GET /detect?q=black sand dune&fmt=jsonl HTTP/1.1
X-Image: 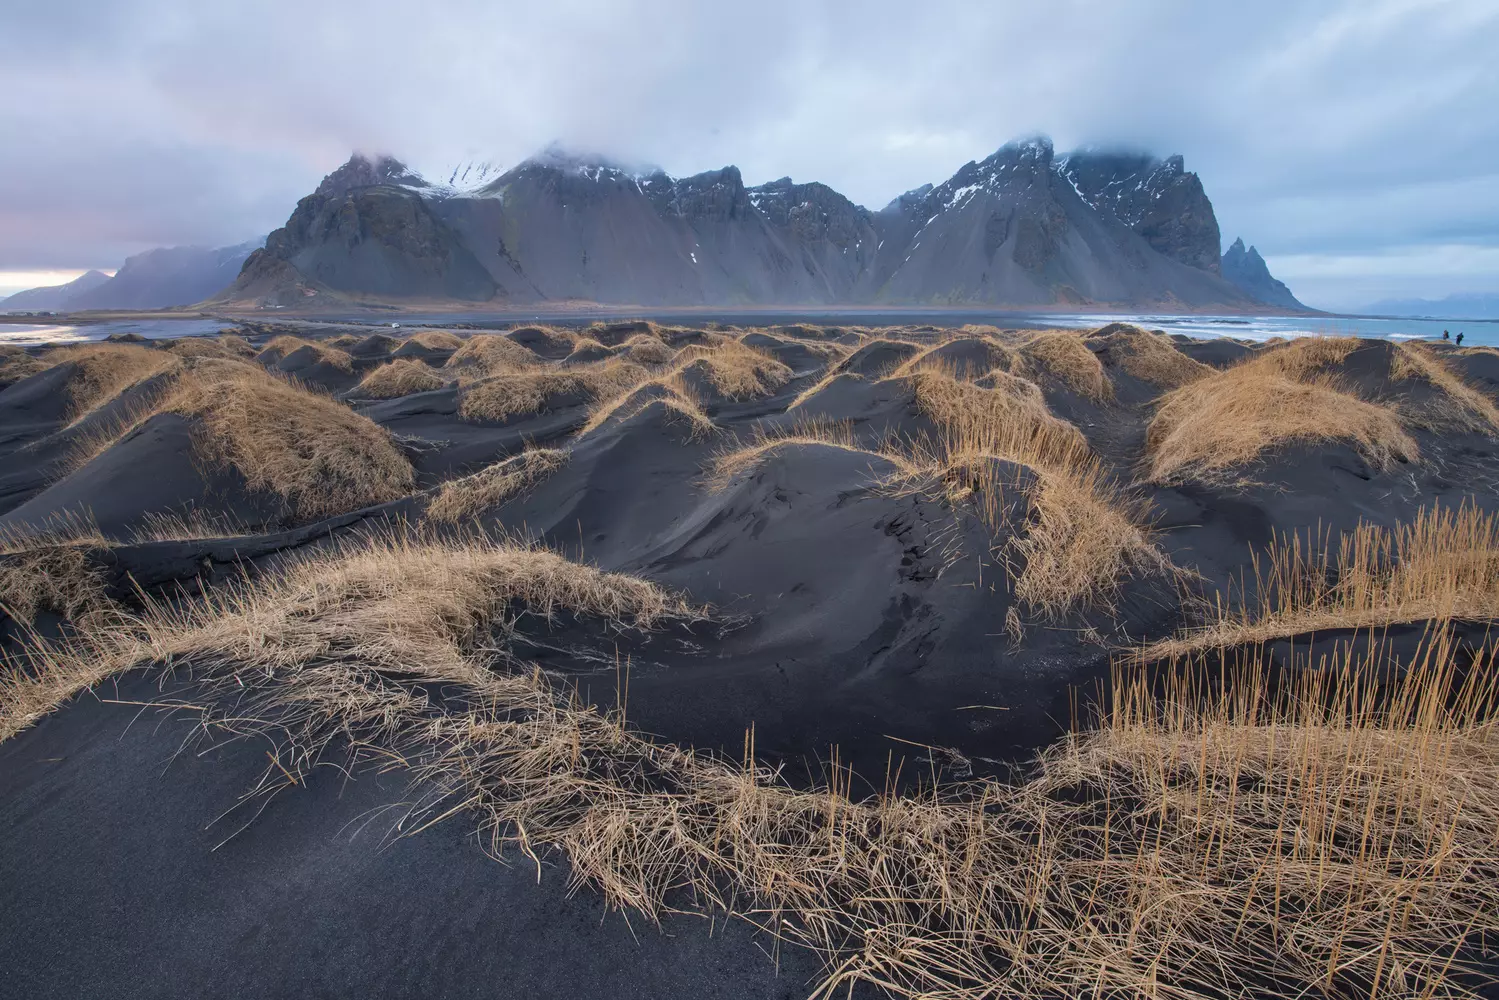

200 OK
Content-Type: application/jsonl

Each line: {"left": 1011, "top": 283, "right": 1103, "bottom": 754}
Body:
{"left": 5, "top": 324, "right": 1499, "bottom": 1000}
{"left": 0, "top": 677, "right": 835, "bottom": 1000}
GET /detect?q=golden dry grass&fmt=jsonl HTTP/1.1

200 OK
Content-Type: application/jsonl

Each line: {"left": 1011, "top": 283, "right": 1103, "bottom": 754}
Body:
{"left": 1015, "top": 329, "right": 1114, "bottom": 401}
{"left": 576, "top": 372, "right": 714, "bottom": 437}
{"left": 128, "top": 509, "right": 249, "bottom": 543}
{"left": 618, "top": 334, "right": 677, "bottom": 365}
{"left": 1391, "top": 341, "right": 1499, "bottom": 433}
{"left": 355, "top": 359, "right": 447, "bottom": 398}
{"left": 0, "top": 346, "right": 49, "bottom": 386}
{"left": 161, "top": 337, "right": 246, "bottom": 360}
{"left": 175, "top": 361, "right": 414, "bottom": 518}
{"left": 401, "top": 330, "right": 463, "bottom": 351}
{"left": 907, "top": 365, "right": 1166, "bottom": 618}
{"left": 40, "top": 343, "right": 179, "bottom": 421}
{"left": 672, "top": 339, "right": 792, "bottom": 400}
{"left": 443, "top": 334, "right": 543, "bottom": 378}
{"left": 906, "top": 363, "right": 1086, "bottom": 464}
{"left": 458, "top": 360, "right": 649, "bottom": 423}
{"left": 52, "top": 359, "right": 414, "bottom": 519}
{"left": 7, "top": 536, "right": 1498, "bottom": 999}
{"left": 0, "top": 515, "right": 113, "bottom": 624}
{"left": 1146, "top": 348, "right": 1418, "bottom": 484}
{"left": 255, "top": 335, "right": 354, "bottom": 372}
{"left": 427, "top": 449, "right": 569, "bottom": 524}
{"left": 1257, "top": 335, "right": 1362, "bottom": 381}
{"left": 0, "top": 531, "right": 703, "bottom": 741}
{"left": 1136, "top": 503, "right": 1499, "bottom": 661}
{"left": 1090, "top": 324, "right": 1213, "bottom": 389}
{"left": 718, "top": 364, "right": 1165, "bottom": 620}
{"left": 704, "top": 417, "right": 915, "bottom": 492}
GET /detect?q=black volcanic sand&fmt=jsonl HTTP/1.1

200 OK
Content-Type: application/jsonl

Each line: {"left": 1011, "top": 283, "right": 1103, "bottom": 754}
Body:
{"left": 5, "top": 332, "right": 1499, "bottom": 766}
{"left": 4, "top": 327, "right": 1499, "bottom": 997}
{"left": 0, "top": 676, "right": 840, "bottom": 1000}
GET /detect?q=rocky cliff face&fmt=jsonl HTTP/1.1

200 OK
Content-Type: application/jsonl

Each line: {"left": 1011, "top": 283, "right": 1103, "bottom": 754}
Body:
{"left": 1057, "top": 151, "right": 1222, "bottom": 273}
{"left": 1220, "top": 237, "right": 1307, "bottom": 310}
{"left": 867, "top": 138, "right": 1247, "bottom": 306}
{"left": 238, "top": 154, "right": 494, "bottom": 305}
{"left": 220, "top": 142, "right": 1301, "bottom": 310}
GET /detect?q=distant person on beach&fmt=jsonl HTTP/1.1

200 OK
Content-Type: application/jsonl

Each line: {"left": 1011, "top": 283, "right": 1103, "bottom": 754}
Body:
{"left": 1456, "top": 332, "right": 1465, "bottom": 346}
{"left": 1443, "top": 329, "right": 1450, "bottom": 340}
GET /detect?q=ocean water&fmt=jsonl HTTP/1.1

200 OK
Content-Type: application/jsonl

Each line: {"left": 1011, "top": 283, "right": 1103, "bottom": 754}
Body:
{"left": 1030, "top": 313, "right": 1499, "bottom": 345}
{"left": 3, "top": 312, "right": 1496, "bottom": 347}
{"left": 0, "top": 319, "right": 238, "bottom": 345}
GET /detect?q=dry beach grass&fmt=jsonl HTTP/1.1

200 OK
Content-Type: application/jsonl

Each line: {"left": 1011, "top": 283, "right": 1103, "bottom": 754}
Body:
{"left": 1146, "top": 348, "right": 1418, "bottom": 484}
{"left": 40, "top": 358, "right": 414, "bottom": 519}
{"left": 355, "top": 358, "right": 447, "bottom": 398}
{"left": 1137, "top": 503, "right": 1499, "bottom": 661}
{"left": 426, "top": 449, "right": 569, "bottom": 524}
{"left": 8, "top": 326, "right": 1499, "bottom": 1000}
{"left": 3, "top": 533, "right": 1497, "bottom": 999}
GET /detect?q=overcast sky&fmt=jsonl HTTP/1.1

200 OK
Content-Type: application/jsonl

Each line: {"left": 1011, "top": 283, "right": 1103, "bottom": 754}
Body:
{"left": 1, "top": 0, "right": 1495, "bottom": 310}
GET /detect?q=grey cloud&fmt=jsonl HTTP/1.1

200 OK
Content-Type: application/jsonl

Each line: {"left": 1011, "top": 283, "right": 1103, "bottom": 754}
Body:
{"left": 1, "top": 0, "right": 1495, "bottom": 308}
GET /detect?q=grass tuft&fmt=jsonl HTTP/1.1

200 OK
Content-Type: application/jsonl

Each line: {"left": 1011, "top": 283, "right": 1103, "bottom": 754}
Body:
{"left": 0, "top": 514, "right": 113, "bottom": 624}
{"left": 256, "top": 335, "right": 354, "bottom": 372}
{"left": 672, "top": 339, "right": 792, "bottom": 400}
{"left": 40, "top": 343, "right": 179, "bottom": 423}
{"left": 1137, "top": 502, "right": 1499, "bottom": 660}
{"left": 1146, "top": 344, "right": 1418, "bottom": 484}
{"left": 444, "top": 334, "right": 543, "bottom": 378}
{"left": 356, "top": 359, "right": 447, "bottom": 398}
{"left": 458, "top": 360, "right": 648, "bottom": 423}
{"left": 1391, "top": 341, "right": 1499, "bottom": 433}
{"left": 427, "top": 450, "right": 569, "bottom": 524}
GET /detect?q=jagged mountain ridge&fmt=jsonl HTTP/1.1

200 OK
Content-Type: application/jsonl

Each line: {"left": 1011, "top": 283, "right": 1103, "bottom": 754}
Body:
{"left": 223, "top": 138, "right": 1305, "bottom": 310}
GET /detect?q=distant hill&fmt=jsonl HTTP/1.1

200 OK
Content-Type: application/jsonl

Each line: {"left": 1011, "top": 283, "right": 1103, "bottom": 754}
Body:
{"left": 219, "top": 138, "right": 1310, "bottom": 312}
{"left": 4, "top": 240, "right": 263, "bottom": 312}
{"left": 1220, "top": 238, "right": 1306, "bottom": 311}
{"left": 1364, "top": 292, "right": 1499, "bottom": 320}
{"left": 2, "top": 270, "right": 113, "bottom": 311}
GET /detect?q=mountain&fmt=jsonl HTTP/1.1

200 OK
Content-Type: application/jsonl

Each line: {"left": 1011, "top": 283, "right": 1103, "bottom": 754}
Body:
{"left": 1056, "top": 151, "right": 1221, "bottom": 272}
{"left": 3, "top": 241, "right": 263, "bottom": 312}
{"left": 866, "top": 138, "right": 1244, "bottom": 306}
{"left": 1220, "top": 238, "right": 1306, "bottom": 310}
{"left": 2, "top": 270, "right": 113, "bottom": 312}
{"left": 70, "top": 239, "right": 265, "bottom": 310}
{"left": 221, "top": 140, "right": 1303, "bottom": 311}
{"left": 1363, "top": 292, "right": 1499, "bottom": 320}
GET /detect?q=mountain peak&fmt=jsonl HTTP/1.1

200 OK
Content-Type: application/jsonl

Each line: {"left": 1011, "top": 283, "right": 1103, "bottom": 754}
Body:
{"left": 1221, "top": 236, "right": 1305, "bottom": 310}
{"left": 316, "top": 153, "right": 427, "bottom": 198}
{"left": 519, "top": 143, "right": 661, "bottom": 181}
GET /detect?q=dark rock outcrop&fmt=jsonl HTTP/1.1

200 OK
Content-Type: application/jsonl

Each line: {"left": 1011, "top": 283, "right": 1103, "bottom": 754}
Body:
{"left": 233, "top": 157, "right": 496, "bottom": 306}
{"left": 1220, "top": 237, "right": 1307, "bottom": 310}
